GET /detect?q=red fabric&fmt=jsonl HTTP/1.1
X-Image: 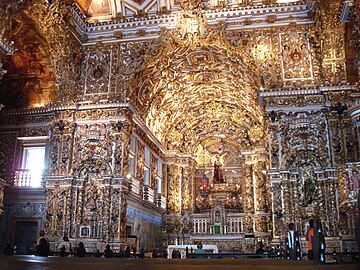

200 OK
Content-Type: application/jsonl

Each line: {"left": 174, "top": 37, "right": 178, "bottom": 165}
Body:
{"left": 306, "top": 228, "right": 314, "bottom": 250}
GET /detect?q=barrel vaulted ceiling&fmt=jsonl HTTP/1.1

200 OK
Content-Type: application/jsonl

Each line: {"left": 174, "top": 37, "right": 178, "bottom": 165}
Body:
{"left": 74, "top": 0, "right": 303, "bottom": 22}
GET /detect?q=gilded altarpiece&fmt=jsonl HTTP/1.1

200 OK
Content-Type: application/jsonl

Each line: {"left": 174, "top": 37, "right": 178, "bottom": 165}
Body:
{"left": 268, "top": 110, "right": 359, "bottom": 243}
{"left": 44, "top": 119, "right": 131, "bottom": 248}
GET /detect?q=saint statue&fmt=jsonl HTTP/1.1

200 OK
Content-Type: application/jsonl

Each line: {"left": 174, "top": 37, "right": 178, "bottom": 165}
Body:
{"left": 85, "top": 182, "right": 98, "bottom": 211}
{"left": 213, "top": 153, "right": 225, "bottom": 183}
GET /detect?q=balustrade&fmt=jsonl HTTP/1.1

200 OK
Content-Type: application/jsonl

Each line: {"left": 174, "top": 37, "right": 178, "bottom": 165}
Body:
{"left": 14, "top": 169, "right": 32, "bottom": 187}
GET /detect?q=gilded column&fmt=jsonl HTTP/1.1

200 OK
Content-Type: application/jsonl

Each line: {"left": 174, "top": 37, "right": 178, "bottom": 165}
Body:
{"left": 348, "top": 100, "right": 360, "bottom": 159}
{"left": 181, "top": 157, "right": 196, "bottom": 213}
{"left": 243, "top": 162, "right": 254, "bottom": 233}
{"left": 167, "top": 163, "right": 182, "bottom": 215}
{"left": 119, "top": 182, "right": 130, "bottom": 247}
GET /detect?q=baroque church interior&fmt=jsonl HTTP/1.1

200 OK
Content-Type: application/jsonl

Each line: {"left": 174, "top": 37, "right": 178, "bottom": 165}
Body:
{"left": 0, "top": 0, "right": 359, "bottom": 255}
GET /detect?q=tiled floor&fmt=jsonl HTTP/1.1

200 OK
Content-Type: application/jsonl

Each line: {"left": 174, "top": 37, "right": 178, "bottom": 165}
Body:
{"left": 1, "top": 255, "right": 359, "bottom": 270}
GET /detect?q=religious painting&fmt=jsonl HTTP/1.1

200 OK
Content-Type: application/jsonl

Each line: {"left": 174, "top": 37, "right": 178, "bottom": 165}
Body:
{"left": 87, "top": 0, "right": 111, "bottom": 17}
{"left": 80, "top": 225, "right": 91, "bottom": 237}
{"left": 280, "top": 32, "right": 313, "bottom": 80}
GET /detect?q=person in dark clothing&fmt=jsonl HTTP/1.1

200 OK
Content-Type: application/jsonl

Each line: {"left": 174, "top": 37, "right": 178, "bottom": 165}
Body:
{"left": 132, "top": 246, "right": 137, "bottom": 258}
{"left": 59, "top": 245, "right": 66, "bottom": 257}
{"left": 313, "top": 219, "right": 326, "bottom": 264}
{"left": 104, "top": 244, "right": 113, "bottom": 258}
{"left": 36, "top": 238, "right": 50, "bottom": 257}
{"left": 94, "top": 249, "right": 102, "bottom": 257}
{"left": 27, "top": 241, "right": 37, "bottom": 255}
{"left": 152, "top": 248, "right": 157, "bottom": 258}
{"left": 355, "top": 191, "right": 360, "bottom": 259}
{"left": 285, "top": 222, "right": 301, "bottom": 260}
{"left": 3, "top": 242, "right": 14, "bottom": 255}
{"left": 76, "top": 242, "right": 86, "bottom": 257}
{"left": 125, "top": 246, "right": 131, "bottom": 258}
{"left": 139, "top": 247, "right": 145, "bottom": 258}
{"left": 256, "top": 241, "right": 265, "bottom": 254}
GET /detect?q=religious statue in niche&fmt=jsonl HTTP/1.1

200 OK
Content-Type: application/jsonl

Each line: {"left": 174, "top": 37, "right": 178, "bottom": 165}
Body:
{"left": 215, "top": 211, "right": 221, "bottom": 224}
{"left": 84, "top": 180, "right": 99, "bottom": 211}
{"left": 213, "top": 152, "right": 227, "bottom": 183}
{"left": 301, "top": 168, "right": 317, "bottom": 206}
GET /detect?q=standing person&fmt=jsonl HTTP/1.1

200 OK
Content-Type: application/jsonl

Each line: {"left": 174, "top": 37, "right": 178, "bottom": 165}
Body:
{"left": 76, "top": 242, "right": 86, "bottom": 257}
{"left": 355, "top": 190, "right": 360, "bottom": 259}
{"left": 125, "top": 246, "right": 131, "bottom": 258}
{"left": 285, "top": 223, "right": 301, "bottom": 260}
{"left": 139, "top": 247, "right": 145, "bottom": 258}
{"left": 132, "top": 245, "right": 137, "bottom": 258}
{"left": 313, "top": 219, "right": 326, "bottom": 264}
{"left": 306, "top": 219, "right": 315, "bottom": 260}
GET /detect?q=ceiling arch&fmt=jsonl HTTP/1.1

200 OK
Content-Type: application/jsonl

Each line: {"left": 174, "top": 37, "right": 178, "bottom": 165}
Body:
{"left": 131, "top": 25, "right": 267, "bottom": 161}
{"left": 0, "top": 10, "right": 56, "bottom": 108}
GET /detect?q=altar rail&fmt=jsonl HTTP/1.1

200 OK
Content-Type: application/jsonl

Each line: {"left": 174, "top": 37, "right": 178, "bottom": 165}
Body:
{"left": 186, "top": 252, "right": 359, "bottom": 263}
{"left": 187, "top": 252, "right": 270, "bottom": 259}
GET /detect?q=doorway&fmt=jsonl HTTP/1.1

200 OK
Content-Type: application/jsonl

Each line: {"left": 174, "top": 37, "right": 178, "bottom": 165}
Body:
{"left": 15, "top": 221, "right": 38, "bottom": 255}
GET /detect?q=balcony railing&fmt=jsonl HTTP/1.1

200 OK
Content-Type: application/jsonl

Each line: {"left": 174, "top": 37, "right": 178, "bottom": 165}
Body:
{"left": 14, "top": 169, "right": 32, "bottom": 187}
{"left": 156, "top": 194, "right": 166, "bottom": 209}
{"left": 131, "top": 178, "right": 141, "bottom": 195}
{"left": 142, "top": 184, "right": 154, "bottom": 203}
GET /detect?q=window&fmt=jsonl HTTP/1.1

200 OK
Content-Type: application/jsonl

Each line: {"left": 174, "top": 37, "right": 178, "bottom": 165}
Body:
{"left": 22, "top": 147, "right": 45, "bottom": 187}
{"left": 130, "top": 135, "right": 136, "bottom": 153}
{"left": 144, "top": 147, "right": 151, "bottom": 165}
{"left": 143, "top": 147, "right": 151, "bottom": 185}
{"left": 128, "top": 154, "right": 135, "bottom": 176}
{"left": 157, "top": 160, "right": 162, "bottom": 178}
{"left": 126, "top": 225, "right": 132, "bottom": 238}
{"left": 128, "top": 135, "right": 137, "bottom": 176}
{"left": 156, "top": 177, "right": 162, "bottom": 194}
{"left": 156, "top": 160, "right": 162, "bottom": 193}
{"left": 143, "top": 167, "right": 150, "bottom": 185}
